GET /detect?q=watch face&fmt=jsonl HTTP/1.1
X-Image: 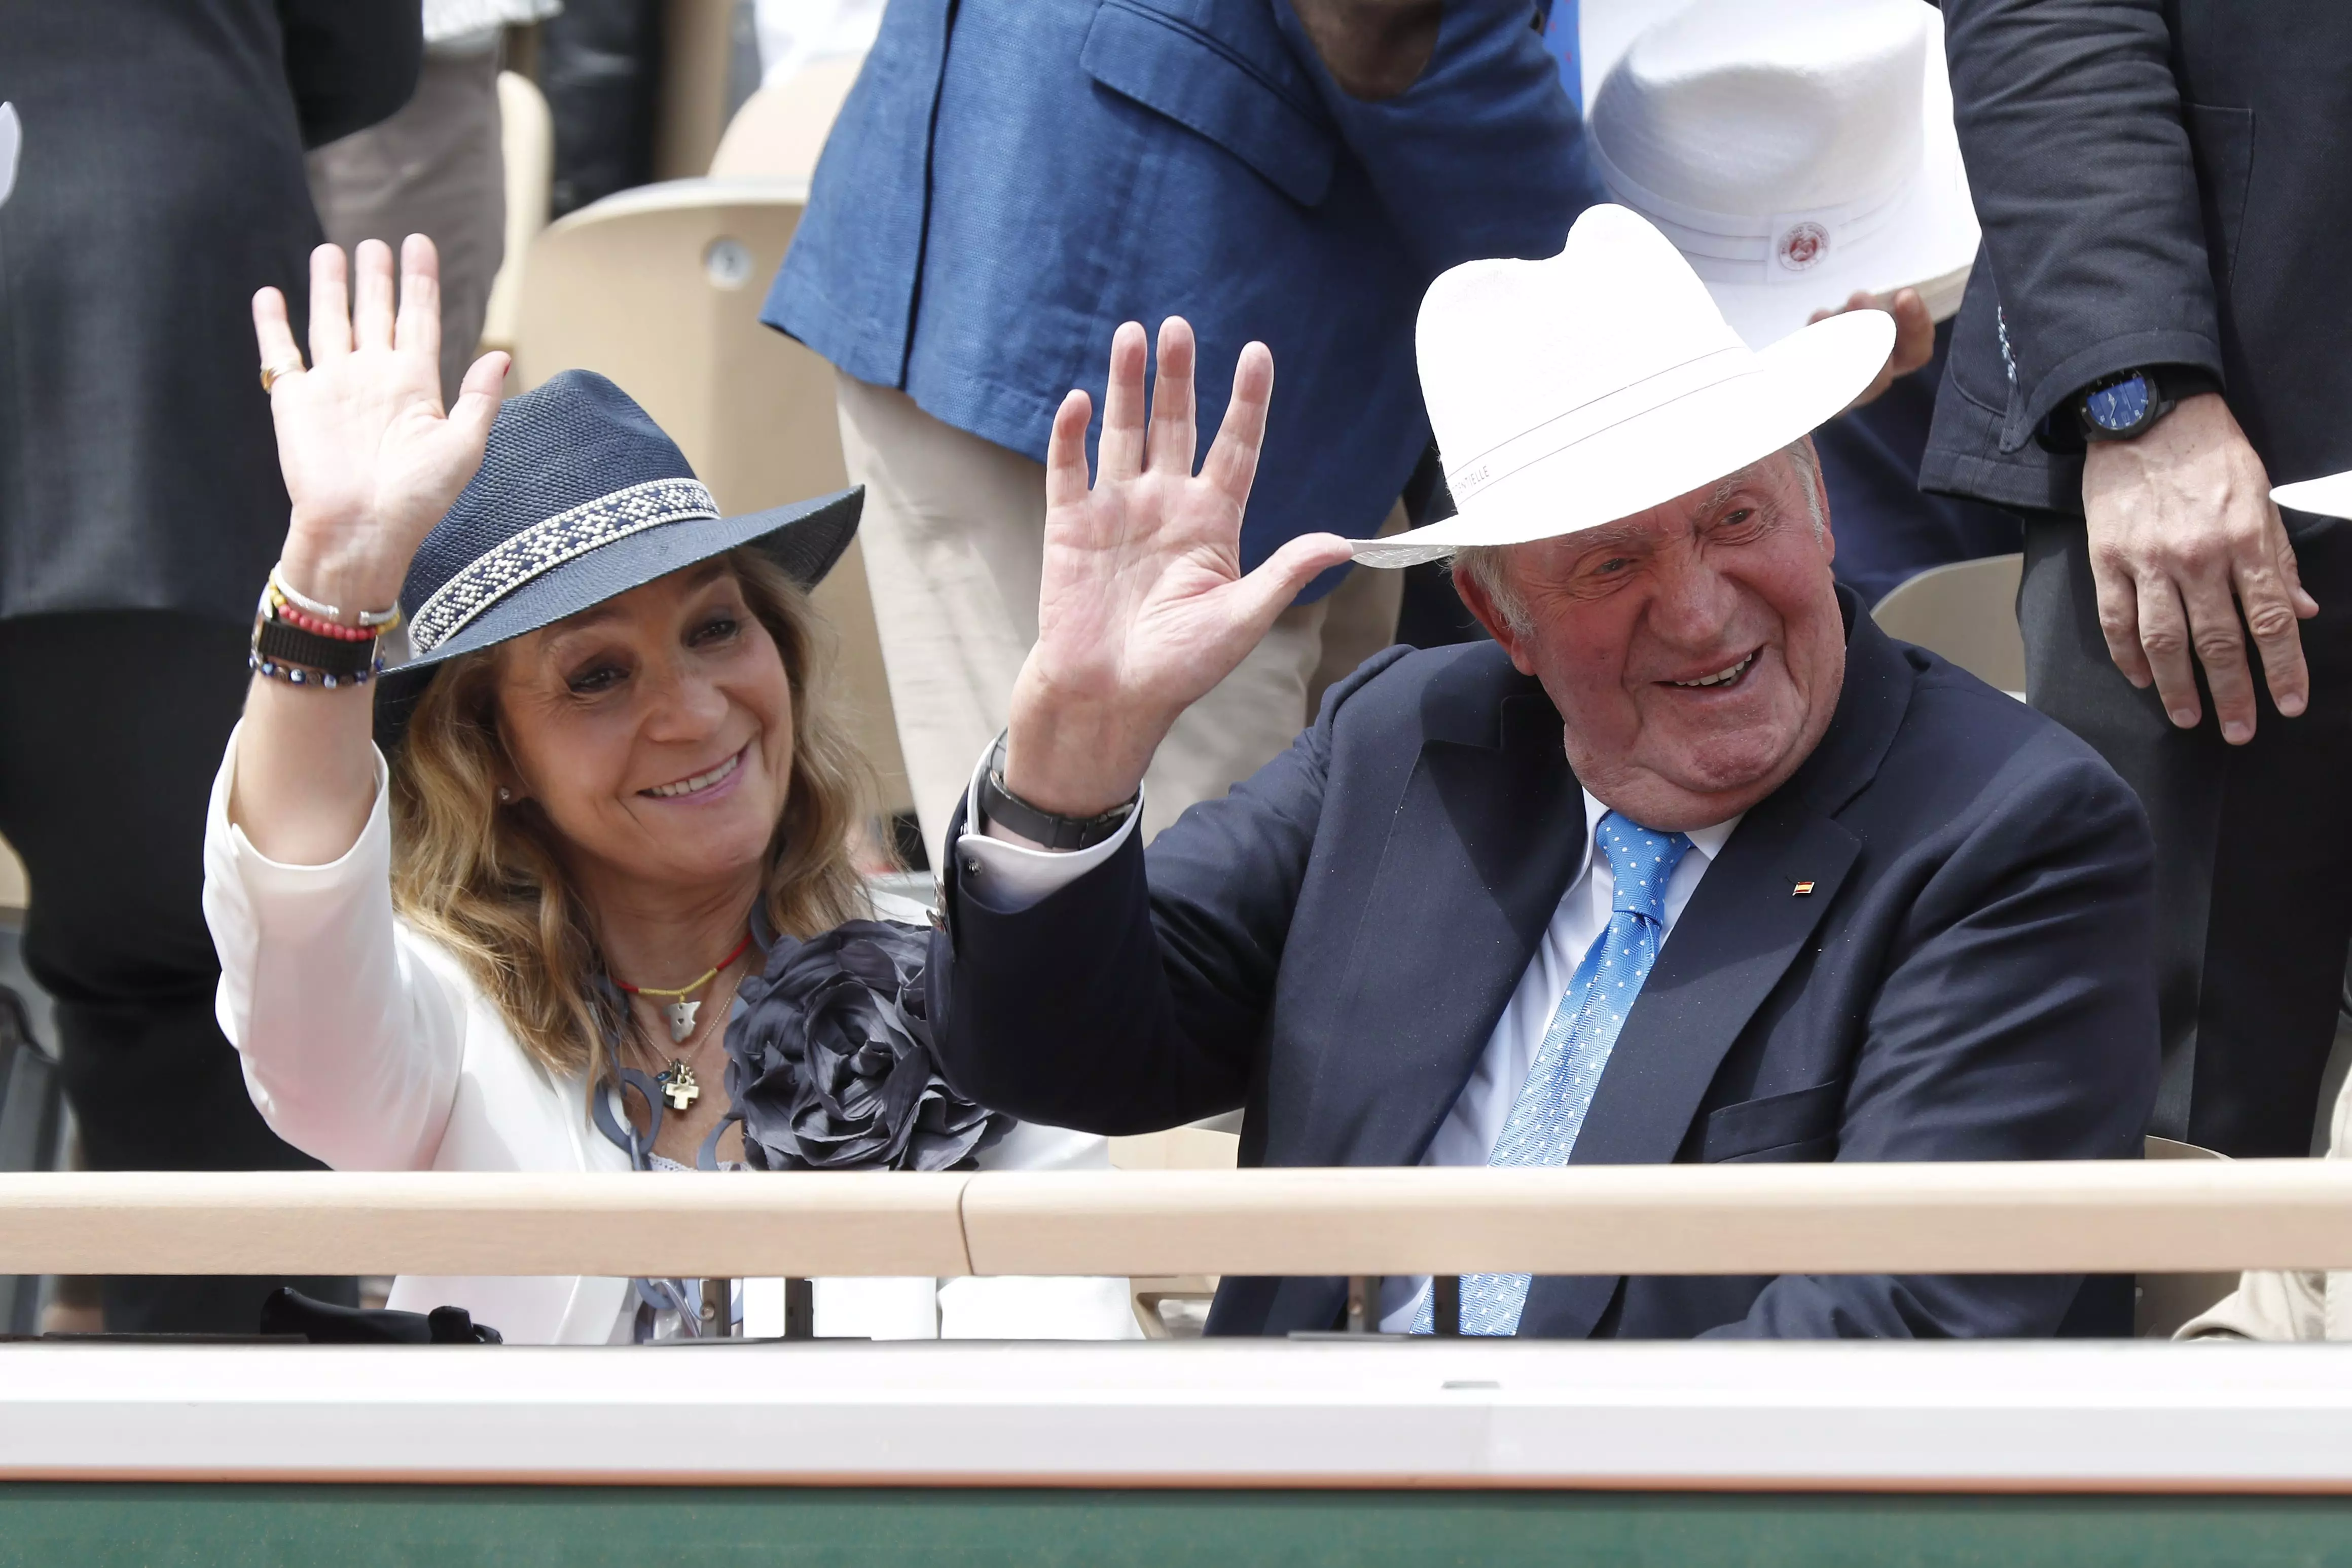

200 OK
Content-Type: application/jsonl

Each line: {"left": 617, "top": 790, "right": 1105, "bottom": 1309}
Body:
{"left": 2085, "top": 375, "right": 2153, "bottom": 433}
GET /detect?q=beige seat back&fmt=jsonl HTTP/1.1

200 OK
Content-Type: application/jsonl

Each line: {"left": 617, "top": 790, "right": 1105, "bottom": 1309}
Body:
{"left": 479, "top": 70, "right": 554, "bottom": 357}
{"left": 1870, "top": 553, "right": 2027, "bottom": 694}
{"left": 0, "top": 838, "right": 23, "bottom": 911}
{"left": 709, "top": 58, "right": 865, "bottom": 182}
{"left": 510, "top": 179, "right": 910, "bottom": 814}
{"left": 2138, "top": 1135, "right": 2239, "bottom": 1337}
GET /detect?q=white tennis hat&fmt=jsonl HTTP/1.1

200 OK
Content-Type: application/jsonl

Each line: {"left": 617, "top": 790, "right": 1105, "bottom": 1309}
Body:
{"left": 1349, "top": 203, "right": 1892, "bottom": 568}
{"left": 1580, "top": 0, "right": 1979, "bottom": 348}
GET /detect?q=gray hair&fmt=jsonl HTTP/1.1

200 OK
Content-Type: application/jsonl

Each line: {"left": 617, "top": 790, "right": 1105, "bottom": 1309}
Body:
{"left": 1447, "top": 439, "right": 1825, "bottom": 637}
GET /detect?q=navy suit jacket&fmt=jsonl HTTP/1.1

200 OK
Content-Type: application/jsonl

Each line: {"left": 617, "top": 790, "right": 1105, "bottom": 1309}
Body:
{"left": 932, "top": 593, "right": 2160, "bottom": 1338}
{"left": 762, "top": 0, "right": 1596, "bottom": 600}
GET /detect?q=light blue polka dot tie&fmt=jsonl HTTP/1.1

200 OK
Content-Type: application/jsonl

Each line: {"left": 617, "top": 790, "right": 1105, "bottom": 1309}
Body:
{"left": 1416, "top": 811, "right": 1692, "bottom": 1336}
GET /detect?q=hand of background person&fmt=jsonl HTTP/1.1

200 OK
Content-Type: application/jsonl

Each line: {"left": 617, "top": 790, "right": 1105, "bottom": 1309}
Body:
{"left": 2081, "top": 392, "right": 2316, "bottom": 744}
{"left": 1002, "top": 318, "right": 1352, "bottom": 820}
{"left": 1812, "top": 286, "right": 1935, "bottom": 409}
{"left": 251, "top": 235, "right": 508, "bottom": 615}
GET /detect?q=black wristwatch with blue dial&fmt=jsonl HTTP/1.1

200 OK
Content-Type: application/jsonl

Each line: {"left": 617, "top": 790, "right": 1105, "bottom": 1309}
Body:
{"left": 2075, "top": 365, "right": 2222, "bottom": 443}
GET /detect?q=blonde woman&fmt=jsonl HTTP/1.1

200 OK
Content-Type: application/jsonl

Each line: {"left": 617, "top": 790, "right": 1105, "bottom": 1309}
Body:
{"left": 203, "top": 236, "right": 1136, "bottom": 1343}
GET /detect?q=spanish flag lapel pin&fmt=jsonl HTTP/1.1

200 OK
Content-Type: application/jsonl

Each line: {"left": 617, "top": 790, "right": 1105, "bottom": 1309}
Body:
{"left": 1792, "top": 880, "right": 1816, "bottom": 896}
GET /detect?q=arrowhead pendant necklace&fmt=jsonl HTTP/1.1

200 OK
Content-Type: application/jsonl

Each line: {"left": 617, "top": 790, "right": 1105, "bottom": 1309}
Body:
{"left": 614, "top": 930, "right": 754, "bottom": 1112}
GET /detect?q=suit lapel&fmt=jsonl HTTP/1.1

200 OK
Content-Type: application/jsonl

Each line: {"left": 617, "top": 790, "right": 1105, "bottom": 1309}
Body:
{"left": 1263, "top": 666, "right": 1583, "bottom": 1331}
{"left": 1521, "top": 593, "right": 1913, "bottom": 1339}
{"left": 1295, "top": 684, "right": 1586, "bottom": 1171}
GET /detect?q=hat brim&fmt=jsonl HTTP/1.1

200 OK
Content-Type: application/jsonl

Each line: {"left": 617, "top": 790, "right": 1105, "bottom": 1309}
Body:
{"left": 372, "top": 486, "right": 861, "bottom": 741}
{"left": 1350, "top": 309, "right": 1892, "bottom": 568}
{"left": 2273, "top": 472, "right": 2352, "bottom": 519}
{"left": 1581, "top": 0, "right": 1980, "bottom": 348}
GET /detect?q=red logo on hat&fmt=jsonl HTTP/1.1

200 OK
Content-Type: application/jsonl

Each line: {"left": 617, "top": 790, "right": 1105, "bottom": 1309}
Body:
{"left": 1777, "top": 222, "right": 1829, "bottom": 271}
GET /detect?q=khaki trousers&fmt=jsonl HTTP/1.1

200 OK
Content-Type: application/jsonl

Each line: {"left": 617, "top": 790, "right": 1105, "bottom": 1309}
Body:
{"left": 836, "top": 373, "right": 1401, "bottom": 867}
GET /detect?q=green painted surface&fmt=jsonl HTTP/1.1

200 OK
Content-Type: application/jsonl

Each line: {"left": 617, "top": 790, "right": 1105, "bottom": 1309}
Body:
{"left": 7, "top": 1486, "right": 2352, "bottom": 1567}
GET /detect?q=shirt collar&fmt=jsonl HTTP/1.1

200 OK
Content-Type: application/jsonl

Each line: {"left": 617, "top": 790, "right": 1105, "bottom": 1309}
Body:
{"left": 1573, "top": 787, "right": 1744, "bottom": 884}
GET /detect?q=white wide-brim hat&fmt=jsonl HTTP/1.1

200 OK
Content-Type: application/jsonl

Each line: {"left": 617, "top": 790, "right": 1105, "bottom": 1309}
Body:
{"left": 1581, "top": 0, "right": 1979, "bottom": 348}
{"left": 1349, "top": 203, "right": 1893, "bottom": 569}
{"left": 2271, "top": 471, "right": 2352, "bottom": 518}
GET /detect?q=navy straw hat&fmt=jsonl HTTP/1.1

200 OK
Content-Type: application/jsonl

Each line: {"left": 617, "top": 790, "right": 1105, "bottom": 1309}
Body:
{"left": 376, "top": 370, "right": 860, "bottom": 737}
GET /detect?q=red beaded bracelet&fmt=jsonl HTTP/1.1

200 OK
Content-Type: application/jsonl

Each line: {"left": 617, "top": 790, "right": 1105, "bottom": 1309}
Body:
{"left": 272, "top": 599, "right": 378, "bottom": 641}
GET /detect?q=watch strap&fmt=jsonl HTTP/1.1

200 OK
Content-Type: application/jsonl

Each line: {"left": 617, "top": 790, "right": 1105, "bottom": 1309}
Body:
{"left": 976, "top": 735, "right": 1137, "bottom": 851}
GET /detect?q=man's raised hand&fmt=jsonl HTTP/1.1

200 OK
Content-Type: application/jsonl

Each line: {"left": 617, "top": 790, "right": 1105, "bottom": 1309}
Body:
{"left": 1004, "top": 318, "right": 1352, "bottom": 819}
{"left": 251, "top": 235, "right": 508, "bottom": 615}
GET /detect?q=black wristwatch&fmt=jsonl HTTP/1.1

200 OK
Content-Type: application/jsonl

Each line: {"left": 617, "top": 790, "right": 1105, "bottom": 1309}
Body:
{"left": 977, "top": 734, "right": 1137, "bottom": 851}
{"left": 2075, "top": 364, "right": 2223, "bottom": 443}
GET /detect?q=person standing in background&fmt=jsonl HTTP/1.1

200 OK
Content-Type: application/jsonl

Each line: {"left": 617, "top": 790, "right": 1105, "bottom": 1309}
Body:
{"left": 1925, "top": 0, "right": 2352, "bottom": 1157}
{"left": 764, "top": 0, "right": 1600, "bottom": 867}
{"left": 0, "top": 0, "right": 420, "bottom": 1332}
{"left": 307, "top": 0, "right": 559, "bottom": 407}
{"left": 538, "top": 0, "right": 663, "bottom": 218}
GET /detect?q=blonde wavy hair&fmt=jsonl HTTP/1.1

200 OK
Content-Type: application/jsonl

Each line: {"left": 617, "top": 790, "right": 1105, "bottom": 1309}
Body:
{"left": 387, "top": 547, "right": 879, "bottom": 1080}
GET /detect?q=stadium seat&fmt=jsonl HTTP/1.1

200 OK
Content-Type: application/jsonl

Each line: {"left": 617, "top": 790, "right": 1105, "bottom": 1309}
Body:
{"left": 1871, "top": 553, "right": 2027, "bottom": 696}
{"left": 709, "top": 58, "right": 864, "bottom": 183}
{"left": 509, "top": 177, "right": 912, "bottom": 816}
{"left": 479, "top": 70, "right": 554, "bottom": 359}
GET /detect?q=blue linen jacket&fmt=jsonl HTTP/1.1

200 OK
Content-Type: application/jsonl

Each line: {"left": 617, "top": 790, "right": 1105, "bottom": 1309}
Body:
{"left": 929, "top": 592, "right": 2160, "bottom": 1338}
{"left": 761, "top": 0, "right": 1598, "bottom": 598}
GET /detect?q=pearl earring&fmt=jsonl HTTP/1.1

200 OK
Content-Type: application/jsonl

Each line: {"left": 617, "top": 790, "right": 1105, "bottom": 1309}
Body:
{"left": 497, "top": 786, "right": 513, "bottom": 804}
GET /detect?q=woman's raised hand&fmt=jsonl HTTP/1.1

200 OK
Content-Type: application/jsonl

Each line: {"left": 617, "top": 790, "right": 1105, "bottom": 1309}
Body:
{"left": 1003, "top": 318, "right": 1352, "bottom": 818}
{"left": 251, "top": 235, "right": 508, "bottom": 612}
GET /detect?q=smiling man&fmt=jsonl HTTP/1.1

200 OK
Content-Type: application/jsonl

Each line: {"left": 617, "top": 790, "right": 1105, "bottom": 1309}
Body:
{"left": 931, "top": 206, "right": 2160, "bottom": 1340}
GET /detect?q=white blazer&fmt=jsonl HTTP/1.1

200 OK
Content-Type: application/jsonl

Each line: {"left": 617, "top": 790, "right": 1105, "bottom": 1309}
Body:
{"left": 200, "top": 728, "right": 1139, "bottom": 1344}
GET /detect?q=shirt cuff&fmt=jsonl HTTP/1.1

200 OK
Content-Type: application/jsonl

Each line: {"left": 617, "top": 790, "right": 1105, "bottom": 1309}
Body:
{"left": 950, "top": 742, "right": 1142, "bottom": 913}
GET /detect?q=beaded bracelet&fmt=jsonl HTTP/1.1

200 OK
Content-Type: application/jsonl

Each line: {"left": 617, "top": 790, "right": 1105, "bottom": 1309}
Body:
{"left": 248, "top": 648, "right": 385, "bottom": 689}
{"left": 271, "top": 598, "right": 378, "bottom": 641}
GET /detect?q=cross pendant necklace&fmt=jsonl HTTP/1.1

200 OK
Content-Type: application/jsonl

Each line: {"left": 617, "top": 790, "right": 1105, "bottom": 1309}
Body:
{"left": 657, "top": 1056, "right": 702, "bottom": 1113}
{"left": 613, "top": 931, "right": 754, "bottom": 1114}
{"left": 654, "top": 969, "right": 747, "bottom": 1113}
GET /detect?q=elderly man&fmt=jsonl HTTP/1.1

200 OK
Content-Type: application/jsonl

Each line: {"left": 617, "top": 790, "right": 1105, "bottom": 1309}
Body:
{"left": 933, "top": 206, "right": 2159, "bottom": 1340}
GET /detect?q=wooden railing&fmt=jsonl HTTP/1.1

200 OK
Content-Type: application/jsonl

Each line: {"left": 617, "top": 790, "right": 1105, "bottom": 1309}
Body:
{"left": 4, "top": 1160, "right": 2352, "bottom": 1278}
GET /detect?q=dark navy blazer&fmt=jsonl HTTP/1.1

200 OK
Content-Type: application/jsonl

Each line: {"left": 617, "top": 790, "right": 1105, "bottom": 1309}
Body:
{"left": 762, "top": 0, "right": 1596, "bottom": 599}
{"left": 932, "top": 593, "right": 2160, "bottom": 1338}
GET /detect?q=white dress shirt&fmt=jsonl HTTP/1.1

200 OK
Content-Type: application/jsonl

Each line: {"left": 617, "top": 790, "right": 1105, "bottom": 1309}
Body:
{"left": 954, "top": 751, "right": 1742, "bottom": 1332}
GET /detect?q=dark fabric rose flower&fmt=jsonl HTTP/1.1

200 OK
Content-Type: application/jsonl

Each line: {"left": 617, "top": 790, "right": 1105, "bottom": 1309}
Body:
{"left": 723, "top": 920, "right": 1006, "bottom": 1172}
